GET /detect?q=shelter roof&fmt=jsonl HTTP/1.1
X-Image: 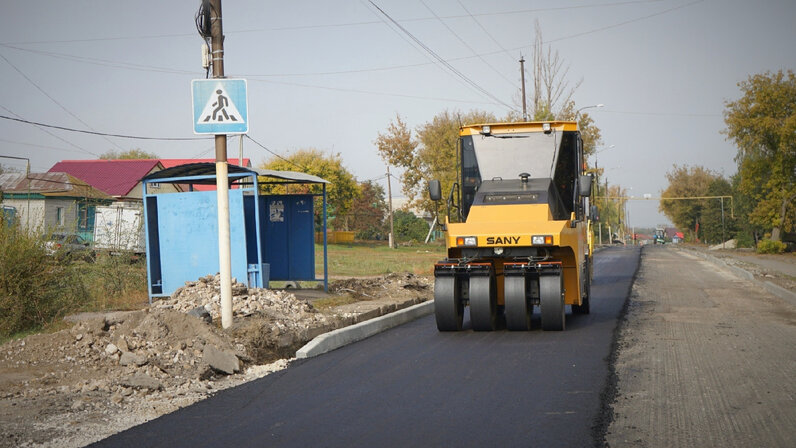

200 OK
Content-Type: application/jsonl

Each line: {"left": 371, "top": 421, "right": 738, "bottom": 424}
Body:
{"left": 142, "top": 163, "right": 328, "bottom": 185}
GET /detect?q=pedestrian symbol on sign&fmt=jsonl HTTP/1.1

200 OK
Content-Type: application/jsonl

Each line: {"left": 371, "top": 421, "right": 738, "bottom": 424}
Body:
{"left": 203, "top": 89, "right": 238, "bottom": 122}
{"left": 197, "top": 84, "right": 244, "bottom": 125}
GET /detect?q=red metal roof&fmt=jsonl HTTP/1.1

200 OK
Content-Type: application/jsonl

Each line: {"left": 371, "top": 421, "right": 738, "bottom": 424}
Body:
{"left": 48, "top": 160, "right": 162, "bottom": 197}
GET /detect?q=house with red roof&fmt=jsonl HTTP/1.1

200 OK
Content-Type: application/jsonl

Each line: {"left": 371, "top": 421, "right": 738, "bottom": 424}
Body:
{"left": 48, "top": 159, "right": 181, "bottom": 200}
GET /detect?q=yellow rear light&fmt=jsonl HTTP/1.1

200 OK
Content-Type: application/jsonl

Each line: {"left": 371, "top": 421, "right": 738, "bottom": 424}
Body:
{"left": 532, "top": 235, "right": 554, "bottom": 245}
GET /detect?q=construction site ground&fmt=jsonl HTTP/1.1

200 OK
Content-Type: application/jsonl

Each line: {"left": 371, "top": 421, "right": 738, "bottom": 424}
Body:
{"left": 0, "top": 273, "right": 432, "bottom": 448}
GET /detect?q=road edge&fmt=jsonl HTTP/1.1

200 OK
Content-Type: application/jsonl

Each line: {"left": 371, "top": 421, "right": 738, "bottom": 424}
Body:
{"left": 675, "top": 246, "right": 796, "bottom": 306}
{"left": 592, "top": 245, "right": 644, "bottom": 448}
{"left": 296, "top": 300, "right": 434, "bottom": 359}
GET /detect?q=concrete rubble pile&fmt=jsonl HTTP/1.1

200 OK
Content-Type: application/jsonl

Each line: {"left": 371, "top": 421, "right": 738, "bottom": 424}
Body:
{"left": 155, "top": 274, "right": 331, "bottom": 328}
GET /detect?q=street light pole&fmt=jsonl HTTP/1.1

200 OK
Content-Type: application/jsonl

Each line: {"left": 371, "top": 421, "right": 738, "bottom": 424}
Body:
{"left": 575, "top": 103, "right": 604, "bottom": 119}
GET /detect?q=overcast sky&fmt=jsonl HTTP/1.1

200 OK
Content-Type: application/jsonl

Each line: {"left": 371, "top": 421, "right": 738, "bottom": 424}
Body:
{"left": 1, "top": 0, "right": 794, "bottom": 227}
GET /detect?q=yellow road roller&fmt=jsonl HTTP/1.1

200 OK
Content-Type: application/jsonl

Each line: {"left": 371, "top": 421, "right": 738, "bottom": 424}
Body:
{"left": 428, "top": 121, "right": 594, "bottom": 331}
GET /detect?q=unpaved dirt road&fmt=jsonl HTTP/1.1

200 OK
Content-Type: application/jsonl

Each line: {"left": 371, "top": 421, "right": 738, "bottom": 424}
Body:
{"left": 608, "top": 246, "right": 796, "bottom": 447}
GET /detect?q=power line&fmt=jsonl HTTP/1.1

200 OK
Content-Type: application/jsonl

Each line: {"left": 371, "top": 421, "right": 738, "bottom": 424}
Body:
{"left": 0, "top": 114, "right": 209, "bottom": 141}
{"left": 544, "top": 0, "right": 704, "bottom": 44}
{"left": 0, "top": 51, "right": 126, "bottom": 152}
{"left": 246, "top": 77, "right": 499, "bottom": 105}
{"left": 0, "top": 1, "right": 664, "bottom": 46}
{"left": 420, "top": 0, "right": 516, "bottom": 89}
{"left": 0, "top": 106, "right": 99, "bottom": 157}
{"left": 243, "top": 135, "right": 310, "bottom": 172}
{"left": 367, "top": 1, "right": 516, "bottom": 112}
{"left": 456, "top": 0, "right": 517, "bottom": 65}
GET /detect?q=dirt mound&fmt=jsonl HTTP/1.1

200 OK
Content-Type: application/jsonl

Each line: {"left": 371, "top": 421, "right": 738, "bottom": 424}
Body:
{"left": 330, "top": 273, "right": 431, "bottom": 299}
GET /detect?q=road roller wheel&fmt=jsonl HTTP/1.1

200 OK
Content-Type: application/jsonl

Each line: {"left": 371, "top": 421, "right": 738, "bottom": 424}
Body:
{"left": 469, "top": 275, "right": 496, "bottom": 331}
{"left": 540, "top": 274, "right": 565, "bottom": 331}
{"left": 434, "top": 276, "right": 463, "bottom": 331}
{"left": 505, "top": 275, "right": 532, "bottom": 331}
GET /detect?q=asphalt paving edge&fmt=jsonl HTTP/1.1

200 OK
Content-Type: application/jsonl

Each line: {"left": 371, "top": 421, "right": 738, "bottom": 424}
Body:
{"left": 676, "top": 246, "right": 796, "bottom": 306}
{"left": 296, "top": 300, "right": 434, "bottom": 359}
{"left": 592, "top": 246, "right": 643, "bottom": 448}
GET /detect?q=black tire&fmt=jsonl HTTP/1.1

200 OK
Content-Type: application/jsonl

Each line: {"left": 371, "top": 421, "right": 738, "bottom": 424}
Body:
{"left": 505, "top": 275, "right": 532, "bottom": 331}
{"left": 469, "top": 275, "right": 497, "bottom": 331}
{"left": 434, "top": 276, "right": 463, "bottom": 331}
{"left": 540, "top": 274, "right": 565, "bottom": 331}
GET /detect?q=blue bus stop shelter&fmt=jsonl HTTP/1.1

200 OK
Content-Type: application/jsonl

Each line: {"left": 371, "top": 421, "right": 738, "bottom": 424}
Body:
{"left": 141, "top": 163, "right": 329, "bottom": 301}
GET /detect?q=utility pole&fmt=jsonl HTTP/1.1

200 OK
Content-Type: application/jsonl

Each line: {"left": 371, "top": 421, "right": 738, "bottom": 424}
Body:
{"left": 519, "top": 56, "right": 528, "bottom": 121}
{"left": 209, "top": 0, "right": 233, "bottom": 329}
{"left": 386, "top": 165, "right": 395, "bottom": 249}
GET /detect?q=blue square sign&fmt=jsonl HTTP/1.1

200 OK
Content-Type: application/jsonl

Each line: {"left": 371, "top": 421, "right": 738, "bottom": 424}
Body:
{"left": 192, "top": 79, "right": 248, "bottom": 134}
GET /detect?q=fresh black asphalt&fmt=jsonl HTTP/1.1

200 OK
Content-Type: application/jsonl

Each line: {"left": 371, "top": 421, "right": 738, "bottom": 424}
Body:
{"left": 92, "top": 246, "right": 641, "bottom": 448}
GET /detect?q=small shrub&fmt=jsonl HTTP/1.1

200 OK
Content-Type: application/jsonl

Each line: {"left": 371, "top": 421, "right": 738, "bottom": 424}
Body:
{"left": 756, "top": 239, "right": 786, "bottom": 254}
{"left": 0, "top": 224, "right": 89, "bottom": 337}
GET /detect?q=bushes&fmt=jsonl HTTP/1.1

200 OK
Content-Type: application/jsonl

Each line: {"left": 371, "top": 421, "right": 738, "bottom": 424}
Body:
{"left": 756, "top": 239, "right": 787, "bottom": 254}
{"left": 0, "top": 224, "right": 148, "bottom": 339}
{"left": 0, "top": 224, "right": 89, "bottom": 338}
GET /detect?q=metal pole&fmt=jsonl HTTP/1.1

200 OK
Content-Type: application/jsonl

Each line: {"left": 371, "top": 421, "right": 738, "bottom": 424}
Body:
{"left": 520, "top": 56, "right": 527, "bottom": 121}
{"left": 721, "top": 197, "right": 725, "bottom": 249}
{"left": 386, "top": 165, "right": 394, "bottom": 249}
{"left": 210, "top": 0, "right": 233, "bottom": 329}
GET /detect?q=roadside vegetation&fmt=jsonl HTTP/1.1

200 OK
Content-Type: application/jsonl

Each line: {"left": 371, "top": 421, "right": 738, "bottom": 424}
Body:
{"left": 0, "top": 223, "right": 148, "bottom": 342}
{"left": 658, "top": 69, "right": 794, "bottom": 252}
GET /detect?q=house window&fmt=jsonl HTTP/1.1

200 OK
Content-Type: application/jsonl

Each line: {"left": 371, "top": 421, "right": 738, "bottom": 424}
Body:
{"left": 150, "top": 182, "right": 160, "bottom": 189}
{"left": 56, "top": 207, "right": 64, "bottom": 226}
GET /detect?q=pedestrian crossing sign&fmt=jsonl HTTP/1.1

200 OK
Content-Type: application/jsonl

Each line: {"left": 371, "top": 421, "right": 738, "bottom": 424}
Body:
{"left": 192, "top": 79, "right": 248, "bottom": 134}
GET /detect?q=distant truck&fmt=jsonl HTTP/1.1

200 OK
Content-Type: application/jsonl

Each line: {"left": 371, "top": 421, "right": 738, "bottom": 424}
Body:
{"left": 93, "top": 202, "right": 145, "bottom": 253}
{"left": 654, "top": 227, "right": 666, "bottom": 245}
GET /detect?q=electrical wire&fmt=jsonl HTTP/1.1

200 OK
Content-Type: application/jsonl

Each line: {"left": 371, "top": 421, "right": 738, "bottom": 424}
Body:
{"left": 0, "top": 1, "right": 664, "bottom": 46}
{"left": 0, "top": 106, "right": 99, "bottom": 157}
{"left": 0, "top": 114, "right": 209, "bottom": 141}
{"left": 420, "top": 0, "right": 516, "bottom": 89}
{"left": 243, "top": 135, "right": 310, "bottom": 172}
{"left": 367, "top": 1, "right": 516, "bottom": 112}
{"left": 456, "top": 0, "right": 517, "bottom": 64}
{"left": 0, "top": 51, "right": 126, "bottom": 152}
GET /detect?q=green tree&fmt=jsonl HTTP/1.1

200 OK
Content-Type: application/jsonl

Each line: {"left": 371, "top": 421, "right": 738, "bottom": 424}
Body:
{"left": 99, "top": 149, "right": 158, "bottom": 160}
{"left": 259, "top": 148, "right": 360, "bottom": 230}
{"left": 700, "top": 177, "right": 735, "bottom": 245}
{"left": 659, "top": 165, "right": 720, "bottom": 240}
{"left": 375, "top": 110, "right": 496, "bottom": 218}
{"left": 348, "top": 181, "right": 387, "bottom": 240}
{"left": 730, "top": 173, "right": 762, "bottom": 247}
{"left": 393, "top": 210, "right": 429, "bottom": 243}
{"left": 724, "top": 69, "right": 796, "bottom": 241}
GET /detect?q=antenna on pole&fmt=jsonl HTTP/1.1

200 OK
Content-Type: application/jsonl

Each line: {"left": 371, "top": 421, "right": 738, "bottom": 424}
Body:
{"left": 520, "top": 56, "right": 528, "bottom": 121}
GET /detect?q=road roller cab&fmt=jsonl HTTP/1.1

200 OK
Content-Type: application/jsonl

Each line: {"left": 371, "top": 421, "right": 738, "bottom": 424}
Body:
{"left": 429, "top": 121, "right": 594, "bottom": 331}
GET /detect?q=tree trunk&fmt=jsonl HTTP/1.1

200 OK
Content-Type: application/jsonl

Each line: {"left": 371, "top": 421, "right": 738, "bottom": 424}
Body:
{"left": 772, "top": 190, "right": 796, "bottom": 242}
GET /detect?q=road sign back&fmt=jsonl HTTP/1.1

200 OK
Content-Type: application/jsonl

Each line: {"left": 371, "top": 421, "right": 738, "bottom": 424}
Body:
{"left": 192, "top": 79, "right": 248, "bottom": 134}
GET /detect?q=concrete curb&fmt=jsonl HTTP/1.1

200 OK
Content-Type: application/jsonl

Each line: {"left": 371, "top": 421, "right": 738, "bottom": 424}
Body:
{"left": 676, "top": 247, "right": 796, "bottom": 307}
{"left": 296, "top": 300, "right": 435, "bottom": 359}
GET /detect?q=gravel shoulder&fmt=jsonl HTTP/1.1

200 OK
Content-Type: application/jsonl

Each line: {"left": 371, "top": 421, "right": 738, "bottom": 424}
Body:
{"left": 0, "top": 273, "right": 431, "bottom": 448}
{"left": 607, "top": 246, "right": 796, "bottom": 447}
